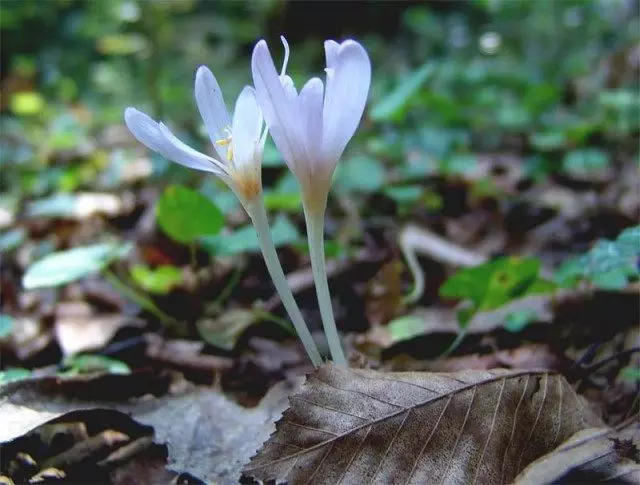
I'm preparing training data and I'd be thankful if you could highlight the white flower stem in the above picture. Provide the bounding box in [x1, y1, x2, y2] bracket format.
[247, 198, 323, 366]
[303, 206, 347, 366]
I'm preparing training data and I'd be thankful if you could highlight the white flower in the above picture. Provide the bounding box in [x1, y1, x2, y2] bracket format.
[124, 66, 266, 206]
[251, 37, 371, 211]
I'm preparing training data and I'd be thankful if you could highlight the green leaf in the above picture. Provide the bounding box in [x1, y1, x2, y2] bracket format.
[620, 367, 640, 382]
[384, 186, 423, 204]
[157, 185, 224, 244]
[371, 62, 436, 121]
[263, 191, 302, 212]
[442, 154, 477, 176]
[590, 269, 629, 290]
[61, 354, 130, 375]
[562, 149, 611, 178]
[529, 132, 567, 151]
[504, 309, 538, 333]
[616, 225, 640, 258]
[387, 315, 425, 344]
[196, 309, 257, 351]
[201, 215, 300, 256]
[22, 242, 132, 290]
[440, 257, 551, 312]
[130, 264, 182, 295]
[0, 314, 14, 339]
[0, 228, 25, 252]
[10, 91, 45, 116]
[336, 156, 386, 193]
[0, 368, 31, 385]
[554, 226, 639, 289]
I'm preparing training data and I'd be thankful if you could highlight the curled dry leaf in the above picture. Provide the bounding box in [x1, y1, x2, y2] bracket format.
[245, 364, 603, 485]
[513, 424, 640, 484]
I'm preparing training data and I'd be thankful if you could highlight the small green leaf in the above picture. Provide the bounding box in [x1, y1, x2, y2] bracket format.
[443, 154, 477, 176]
[61, 354, 130, 375]
[440, 257, 551, 314]
[384, 186, 423, 204]
[504, 309, 538, 333]
[529, 132, 567, 151]
[196, 309, 258, 351]
[562, 149, 611, 178]
[23, 242, 132, 290]
[387, 315, 425, 344]
[0, 368, 31, 385]
[590, 269, 629, 290]
[616, 225, 640, 258]
[157, 185, 224, 244]
[336, 156, 386, 193]
[130, 265, 182, 295]
[202, 215, 300, 256]
[371, 62, 435, 121]
[10, 91, 45, 116]
[0, 314, 14, 339]
[0, 228, 25, 252]
[620, 367, 640, 382]
[263, 191, 302, 212]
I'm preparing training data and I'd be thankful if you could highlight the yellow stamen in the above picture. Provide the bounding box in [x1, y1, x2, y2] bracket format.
[216, 126, 233, 161]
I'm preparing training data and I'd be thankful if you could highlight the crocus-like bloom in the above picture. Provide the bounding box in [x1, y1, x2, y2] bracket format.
[124, 66, 265, 208]
[251, 37, 371, 212]
[251, 37, 371, 366]
[124, 64, 323, 367]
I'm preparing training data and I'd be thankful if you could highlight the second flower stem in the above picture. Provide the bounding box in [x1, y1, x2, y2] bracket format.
[248, 198, 323, 367]
[304, 207, 347, 366]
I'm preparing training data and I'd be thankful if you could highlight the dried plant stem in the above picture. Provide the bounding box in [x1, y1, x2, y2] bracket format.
[248, 199, 323, 366]
[304, 207, 347, 366]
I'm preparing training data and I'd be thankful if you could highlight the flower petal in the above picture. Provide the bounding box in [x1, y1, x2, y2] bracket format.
[251, 40, 305, 169]
[124, 107, 225, 175]
[194, 66, 231, 157]
[281, 75, 298, 104]
[321, 40, 371, 164]
[297, 77, 324, 172]
[232, 86, 263, 171]
[324, 40, 340, 70]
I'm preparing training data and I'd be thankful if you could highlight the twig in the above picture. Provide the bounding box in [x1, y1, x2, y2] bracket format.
[399, 225, 487, 304]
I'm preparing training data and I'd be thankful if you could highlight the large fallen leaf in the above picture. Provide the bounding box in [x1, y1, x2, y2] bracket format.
[246, 364, 603, 484]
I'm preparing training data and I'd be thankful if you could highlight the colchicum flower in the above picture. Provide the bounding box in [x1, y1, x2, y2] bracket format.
[251, 37, 371, 366]
[125, 67, 265, 209]
[124, 65, 322, 366]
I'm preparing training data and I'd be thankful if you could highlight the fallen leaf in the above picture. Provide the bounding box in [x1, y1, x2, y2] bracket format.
[246, 364, 603, 484]
[0, 372, 294, 484]
[513, 424, 640, 484]
[54, 301, 142, 356]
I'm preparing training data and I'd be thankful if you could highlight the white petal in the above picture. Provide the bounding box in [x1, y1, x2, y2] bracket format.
[281, 75, 298, 104]
[124, 107, 225, 175]
[324, 40, 340, 70]
[321, 40, 371, 164]
[194, 66, 231, 156]
[251, 40, 305, 169]
[232, 86, 263, 171]
[124, 107, 164, 152]
[297, 77, 324, 167]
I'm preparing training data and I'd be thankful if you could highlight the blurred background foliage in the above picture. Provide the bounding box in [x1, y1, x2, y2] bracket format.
[1, 0, 639, 351]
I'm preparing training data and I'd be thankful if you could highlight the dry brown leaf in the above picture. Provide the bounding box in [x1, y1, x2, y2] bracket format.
[245, 364, 603, 485]
[513, 424, 640, 484]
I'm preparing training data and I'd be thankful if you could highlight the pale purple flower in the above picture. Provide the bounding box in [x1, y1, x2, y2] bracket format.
[124, 66, 266, 205]
[251, 37, 371, 211]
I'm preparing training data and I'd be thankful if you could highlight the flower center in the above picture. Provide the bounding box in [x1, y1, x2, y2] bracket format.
[215, 126, 233, 161]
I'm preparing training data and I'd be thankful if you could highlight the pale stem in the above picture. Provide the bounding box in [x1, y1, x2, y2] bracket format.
[247, 198, 323, 366]
[303, 206, 347, 366]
